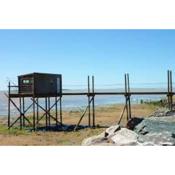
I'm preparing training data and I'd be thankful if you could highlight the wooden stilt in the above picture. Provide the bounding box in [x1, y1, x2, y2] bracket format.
[22, 97, 25, 127]
[8, 82, 11, 129]
[170, 71, 173, 110]
[88, 76, 91, 127]
[19, 97, 22, 130]
[127, 73, 131, 120]
[48, 97, 51, 127]
[118, 105, 126, 125]
[33, 97, 36, 131]
[36, 98, 38, 125]
[125, 74, 129, 121]
[167, 70, 173, 111]
[74, 98, 93, 131]
[55, 97, 58, 126]
[124, 73, 132, 121]
[168, 70, 170, 110]
[92, 76, 95, 128]
[45, 97, 48, 129]
[60, 96, 63, 125]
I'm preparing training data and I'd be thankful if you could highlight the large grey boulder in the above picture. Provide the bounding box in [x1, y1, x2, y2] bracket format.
[82, 126, 139, 146]
[82, 113, 175, 146]
[133, 116, 175, 146]
[82, 132, 108, 146]
[82, 125, 121, 146]
[110, 128, 139, 146]
[138, 132, 175, 146]
[134, 117, 175, 134]
[105, 125, 121, 138]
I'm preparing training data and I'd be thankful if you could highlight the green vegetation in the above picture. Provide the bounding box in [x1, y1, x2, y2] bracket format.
[0, 124, 30, 136]
[140, 98, 167, 107]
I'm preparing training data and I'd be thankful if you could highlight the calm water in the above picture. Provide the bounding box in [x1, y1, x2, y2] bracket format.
[0, 89, 167, 117]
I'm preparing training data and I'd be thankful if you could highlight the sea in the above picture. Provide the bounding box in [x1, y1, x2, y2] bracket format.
[0, 88, 168, 117]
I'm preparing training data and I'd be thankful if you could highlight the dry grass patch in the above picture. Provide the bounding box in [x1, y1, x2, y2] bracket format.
[0, 103, 158, 146]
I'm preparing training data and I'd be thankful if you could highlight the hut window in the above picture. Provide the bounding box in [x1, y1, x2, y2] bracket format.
[22, 79, 31, 84]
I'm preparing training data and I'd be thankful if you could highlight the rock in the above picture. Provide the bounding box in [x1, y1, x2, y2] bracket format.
[127, 117, 144, 130]
[141, 142, 155, 146]
[87, 142, 115, 146]
[138, 132, 175, 146]
[149, 109, 169, 118]
[134, 117, 175, 134]
[82, 127, 139, 146]
[82, 132, 107, 146]
[149, 109, 175, 118]
[133, 116, 175, 146]
[110, 128, 139, 146]
[166, 110, 175, 117]
[105, 125, 121, 138]
[82, 112, 175, 146]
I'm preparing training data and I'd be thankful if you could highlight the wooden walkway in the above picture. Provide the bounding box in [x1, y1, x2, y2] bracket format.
[7, 70, 174, 131]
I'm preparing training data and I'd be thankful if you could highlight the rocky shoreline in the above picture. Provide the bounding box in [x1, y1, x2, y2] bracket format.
[82, 110, 175, 146]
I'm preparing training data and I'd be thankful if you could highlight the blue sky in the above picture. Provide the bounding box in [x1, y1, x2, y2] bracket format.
[0, 30, 175, 90]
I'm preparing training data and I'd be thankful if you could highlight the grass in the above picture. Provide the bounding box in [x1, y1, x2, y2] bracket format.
[140, 98, 167, 107]
[0, 124, 29, 136]
[0, 124, 104, 146]
[0, 103, 160, 146]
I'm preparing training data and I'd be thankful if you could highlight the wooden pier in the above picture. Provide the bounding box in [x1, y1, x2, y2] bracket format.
[6, 70, 174, 131]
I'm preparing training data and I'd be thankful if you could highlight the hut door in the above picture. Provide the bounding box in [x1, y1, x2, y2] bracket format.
[57, 78, 61, 94]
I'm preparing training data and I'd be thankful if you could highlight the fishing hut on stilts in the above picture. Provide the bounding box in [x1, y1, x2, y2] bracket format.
[6, 70, 174, 131]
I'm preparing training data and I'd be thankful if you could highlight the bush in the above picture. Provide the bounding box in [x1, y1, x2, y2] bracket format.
[140, 98, 167, 107]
